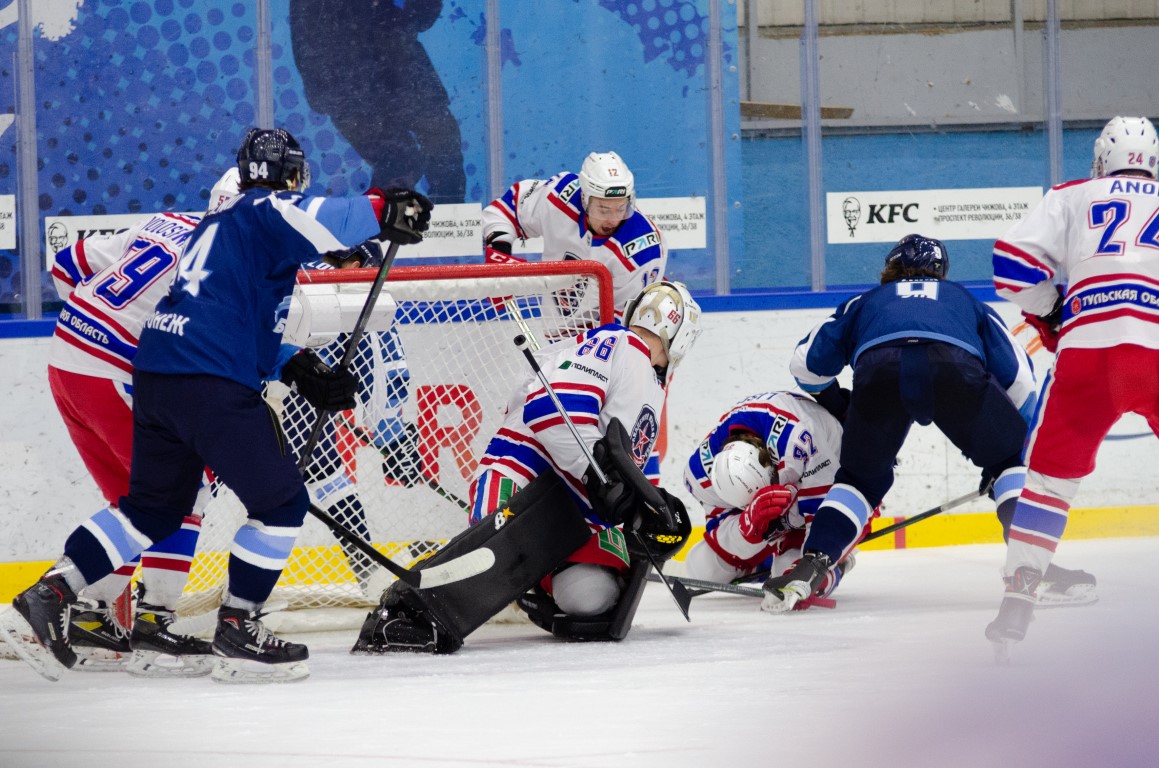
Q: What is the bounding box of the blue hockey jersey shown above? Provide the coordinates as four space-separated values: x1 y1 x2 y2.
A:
791 278 1037 418
133 188 380 390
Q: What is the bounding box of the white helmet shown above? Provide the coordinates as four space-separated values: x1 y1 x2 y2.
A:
208 167 241 212
1092 116 1158 178
578 151 635 213
710 440 774 509
624 279 702 383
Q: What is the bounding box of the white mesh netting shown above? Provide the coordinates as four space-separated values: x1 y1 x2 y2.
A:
175 261 612 623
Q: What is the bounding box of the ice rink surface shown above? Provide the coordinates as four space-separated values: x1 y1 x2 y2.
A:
3 537 1158 768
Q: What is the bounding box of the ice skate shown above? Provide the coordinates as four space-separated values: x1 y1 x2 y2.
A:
126 604 215 678
1 574 78 681
210 607 309 683
1037 563 1097 608
986 566 1041 664
69 599 131 671
761 552 832 614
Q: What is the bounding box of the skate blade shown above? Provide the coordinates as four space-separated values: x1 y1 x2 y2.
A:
127 650 214 678
991 639 1012 666
210 657 310 684
73 646 129 672
1037 587 1098 609
0 609 66 682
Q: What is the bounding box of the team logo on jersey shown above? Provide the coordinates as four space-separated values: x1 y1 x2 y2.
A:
622 232 660 259
697 439 714 469
1070 296 1081 316
630 405 659 467
558 360 608 382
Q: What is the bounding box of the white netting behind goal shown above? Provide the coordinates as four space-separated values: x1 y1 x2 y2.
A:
176 261 613 622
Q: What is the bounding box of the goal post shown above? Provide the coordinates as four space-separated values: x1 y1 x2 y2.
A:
176 260 614 622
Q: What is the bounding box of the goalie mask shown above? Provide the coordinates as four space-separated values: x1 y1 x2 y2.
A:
710 440 775 509
1091 116 1158 179
578 151 635 218
237 127 311 192
623 280 702 385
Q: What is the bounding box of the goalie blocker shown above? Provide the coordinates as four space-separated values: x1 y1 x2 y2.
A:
352 420 691 653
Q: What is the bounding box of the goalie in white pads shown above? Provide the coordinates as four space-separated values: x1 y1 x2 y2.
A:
353 280 701 653
681 391 857 608
986 116 1158 648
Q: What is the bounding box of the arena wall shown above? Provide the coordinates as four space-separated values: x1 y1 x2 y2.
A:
3 303 1157 598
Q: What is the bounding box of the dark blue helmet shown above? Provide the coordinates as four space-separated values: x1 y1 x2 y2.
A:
884 234 949 278
236 128 310 191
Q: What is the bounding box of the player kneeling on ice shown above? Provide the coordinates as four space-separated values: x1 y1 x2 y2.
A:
769 235 1049 614
353 281 702 654
681 391 862 609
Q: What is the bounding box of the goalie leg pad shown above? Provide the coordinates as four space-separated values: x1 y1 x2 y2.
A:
353 472 592 653
548 559 652 642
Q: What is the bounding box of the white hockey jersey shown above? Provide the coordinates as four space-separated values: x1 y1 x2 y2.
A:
49 212 201 383
475 325 665 526
482 172 667 317
994 174 1159 352
683 391 843 566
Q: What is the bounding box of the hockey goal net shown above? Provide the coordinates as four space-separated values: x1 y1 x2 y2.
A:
175 261 612 623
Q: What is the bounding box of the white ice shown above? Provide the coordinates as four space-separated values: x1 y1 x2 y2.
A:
3 537 1158 768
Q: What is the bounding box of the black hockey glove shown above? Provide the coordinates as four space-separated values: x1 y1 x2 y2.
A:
381 423 425 487
811 380 851 423
628 487 692 563
372 187 433 245
583 436 640 528
281 349 358 412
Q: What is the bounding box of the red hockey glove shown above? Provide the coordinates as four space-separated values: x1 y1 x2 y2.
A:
484 236 524 265
738 484 799 544
1022 286 1065 353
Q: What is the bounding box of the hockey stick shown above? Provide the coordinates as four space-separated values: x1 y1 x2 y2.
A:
290 239 493 589
859 484 989 543
335 412 472 515
681 484 993 598
307 501 493 589
513 334 692 620
297 239 402 469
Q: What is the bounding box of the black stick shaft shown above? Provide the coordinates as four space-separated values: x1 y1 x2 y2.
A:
297 240 401 470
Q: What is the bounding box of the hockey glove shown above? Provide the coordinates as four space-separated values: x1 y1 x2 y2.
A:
811 381 851 423
738 484 801 544
381 423 425 487
281 349 358 412
583 436 640 528
1022 285 1065 353
371 187 433 246
484 235 525 265
629 487 692 563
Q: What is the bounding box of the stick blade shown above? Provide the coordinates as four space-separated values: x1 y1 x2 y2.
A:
415 547 496 589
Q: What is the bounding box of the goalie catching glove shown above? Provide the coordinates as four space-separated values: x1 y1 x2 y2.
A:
738 484 802 544
628 486 691 562
280 349 357 411
368 187 433 245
